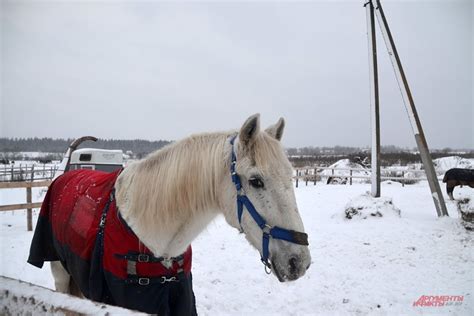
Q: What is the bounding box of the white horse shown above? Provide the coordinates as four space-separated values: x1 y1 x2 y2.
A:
51 114 311 306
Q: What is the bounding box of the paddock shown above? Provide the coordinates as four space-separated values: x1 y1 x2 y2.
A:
1 181 471 314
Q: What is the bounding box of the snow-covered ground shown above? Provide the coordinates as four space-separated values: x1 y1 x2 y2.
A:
1 181 473 315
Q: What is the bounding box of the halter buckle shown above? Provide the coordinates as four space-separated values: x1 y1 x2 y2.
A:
262 260 272 274
262 224 272 235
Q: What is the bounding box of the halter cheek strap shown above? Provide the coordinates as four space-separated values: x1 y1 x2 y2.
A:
229 136 309 272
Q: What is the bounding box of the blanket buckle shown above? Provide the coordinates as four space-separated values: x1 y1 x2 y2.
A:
138 278 150 285
137 254 149 262
160 276 178 284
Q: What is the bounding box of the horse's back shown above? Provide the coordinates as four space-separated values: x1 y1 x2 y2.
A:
49 170 118 257
28 169 121 295
443 168 474 183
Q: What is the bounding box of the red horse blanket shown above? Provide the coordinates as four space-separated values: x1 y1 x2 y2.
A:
28 169 196 315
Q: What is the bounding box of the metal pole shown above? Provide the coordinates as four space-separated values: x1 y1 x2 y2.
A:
374 0 448 217
365 0 381 197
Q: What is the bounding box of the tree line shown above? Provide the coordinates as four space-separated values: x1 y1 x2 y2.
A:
1 137 472 166
0 137 171 159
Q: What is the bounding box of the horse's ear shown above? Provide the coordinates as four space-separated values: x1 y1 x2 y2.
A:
265 117 285 141
239 113 260 146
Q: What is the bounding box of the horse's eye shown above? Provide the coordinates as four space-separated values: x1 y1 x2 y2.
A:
249 177 264 189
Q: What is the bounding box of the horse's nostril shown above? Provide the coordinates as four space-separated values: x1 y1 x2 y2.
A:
289 257 298 273
306 262 311 270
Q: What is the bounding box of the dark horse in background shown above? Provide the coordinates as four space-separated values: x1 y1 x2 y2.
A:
443 168 474 200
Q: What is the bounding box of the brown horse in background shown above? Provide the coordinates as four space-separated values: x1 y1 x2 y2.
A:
443 168 474 200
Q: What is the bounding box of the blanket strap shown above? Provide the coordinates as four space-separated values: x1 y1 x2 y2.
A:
125 276 180 285
114 252 185 263
89 189 115 301
116 251 186 283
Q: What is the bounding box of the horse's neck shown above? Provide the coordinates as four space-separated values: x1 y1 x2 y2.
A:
115 133 233 258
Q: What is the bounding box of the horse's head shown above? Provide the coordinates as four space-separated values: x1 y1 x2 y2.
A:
222 114 311 282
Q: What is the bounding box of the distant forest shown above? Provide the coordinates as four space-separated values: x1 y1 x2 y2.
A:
1 137 472 166
0 137 171 159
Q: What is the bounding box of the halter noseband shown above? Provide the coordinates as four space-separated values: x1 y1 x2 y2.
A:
229 136 309 273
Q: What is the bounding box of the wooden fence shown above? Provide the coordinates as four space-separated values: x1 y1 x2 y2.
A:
0 164 57 182
293 166 443 187
0 180 52 231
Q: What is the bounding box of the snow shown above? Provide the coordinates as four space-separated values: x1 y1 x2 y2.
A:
433 156 474 172
455 189 474 231
344 193 401 219
321 159 370 184
0 276 146 315
0 187 46 206
1 182 473 315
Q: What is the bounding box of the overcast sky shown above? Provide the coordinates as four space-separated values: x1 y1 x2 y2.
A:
1 0 472 149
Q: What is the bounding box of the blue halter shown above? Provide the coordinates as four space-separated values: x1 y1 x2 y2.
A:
229 136 309 272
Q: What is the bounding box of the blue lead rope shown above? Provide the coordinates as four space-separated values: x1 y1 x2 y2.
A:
229 136 308 271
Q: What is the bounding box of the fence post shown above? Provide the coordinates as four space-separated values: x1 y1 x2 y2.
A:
314 168 317 185
402 171 405 187
26 185 32 231
350 170 353 185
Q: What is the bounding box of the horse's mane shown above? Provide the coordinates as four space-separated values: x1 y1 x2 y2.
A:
115 130 288 233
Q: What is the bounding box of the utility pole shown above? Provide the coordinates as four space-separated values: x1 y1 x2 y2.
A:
365 0 381 198
364 0 448 217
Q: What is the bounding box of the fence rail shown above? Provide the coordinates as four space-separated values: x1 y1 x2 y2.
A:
0 180 52 230
0 276 146 315
0 164 58 182
293 166 445 187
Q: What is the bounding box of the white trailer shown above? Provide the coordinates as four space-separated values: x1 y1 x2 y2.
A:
69 148 123 172
53 136 123 180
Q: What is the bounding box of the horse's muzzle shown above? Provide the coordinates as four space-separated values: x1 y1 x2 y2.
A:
272 253 311 282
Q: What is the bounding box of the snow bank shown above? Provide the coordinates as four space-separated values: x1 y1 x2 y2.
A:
344 193 401 219
433 156 474 172
456 193 474 230
321 159 370 184
381 180 403 187
0 276 145 315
